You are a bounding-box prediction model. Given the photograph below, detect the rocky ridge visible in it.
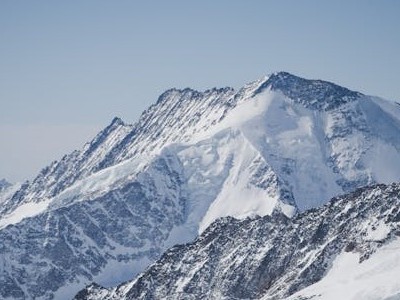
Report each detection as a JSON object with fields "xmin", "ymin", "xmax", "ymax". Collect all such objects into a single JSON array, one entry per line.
[{"xmin": 76, "ymin": 182, "xmax": 400, "ymax": 300}]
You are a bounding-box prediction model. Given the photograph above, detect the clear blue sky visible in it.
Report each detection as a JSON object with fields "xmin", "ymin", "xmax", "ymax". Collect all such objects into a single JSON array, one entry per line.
[{"xmin": 1, "ymin": 0, "xmax": 400, "ymax": 182}]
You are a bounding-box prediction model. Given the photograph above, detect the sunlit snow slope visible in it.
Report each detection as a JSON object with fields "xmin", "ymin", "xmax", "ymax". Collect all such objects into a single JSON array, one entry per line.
[
  {"xmin": 1, "ymin": 72, "xmax": 400, "ymax": 299},
  {"xmin": 288, "ymin": 238, "xmax": 400, "ymax": 300}
]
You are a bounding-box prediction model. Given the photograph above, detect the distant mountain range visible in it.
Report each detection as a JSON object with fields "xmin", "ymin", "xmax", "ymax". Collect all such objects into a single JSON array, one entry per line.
[{"xmin": 1, "ymin": 72, "xmax": 400, "ymax": 299}]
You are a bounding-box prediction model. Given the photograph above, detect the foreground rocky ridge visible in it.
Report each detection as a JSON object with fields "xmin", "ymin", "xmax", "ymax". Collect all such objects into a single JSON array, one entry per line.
[{"xmin": 76, "ymin": 182, "xmax": 400, "ymax": 300}]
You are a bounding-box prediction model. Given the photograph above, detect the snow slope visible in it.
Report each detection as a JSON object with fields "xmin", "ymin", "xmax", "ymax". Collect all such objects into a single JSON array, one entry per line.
[{"xmin": 288, "ymin": 238, "xmax": 400, "ymax": 300}]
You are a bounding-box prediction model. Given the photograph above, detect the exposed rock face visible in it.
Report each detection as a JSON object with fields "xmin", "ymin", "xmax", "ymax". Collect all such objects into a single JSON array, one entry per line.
[{"xmin": 257, "ymin": 72, "xmax": 361, "ymax": 110}]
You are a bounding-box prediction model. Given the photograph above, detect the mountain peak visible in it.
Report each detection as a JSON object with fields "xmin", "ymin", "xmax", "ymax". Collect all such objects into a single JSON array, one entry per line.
[
  {"xmin": 110, "ymin": 116, "xmax": 125, "ymax": 127},
  {"xmin": 255, "ymin": 71, "xmax": 362, "ymax": 110}
]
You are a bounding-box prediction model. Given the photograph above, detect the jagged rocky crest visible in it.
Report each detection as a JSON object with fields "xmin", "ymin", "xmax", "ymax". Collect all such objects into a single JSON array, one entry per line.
[
  {"xmin": 256, "ymin": 72, "xmax": 361, "ymax": 110},
  {"xmin": 75, "ymin": 183, "xmax": 400, "ymax": 300},
  {"xmin": 1, "ymin": 72, "xmax": 400, "ymax": 299}
]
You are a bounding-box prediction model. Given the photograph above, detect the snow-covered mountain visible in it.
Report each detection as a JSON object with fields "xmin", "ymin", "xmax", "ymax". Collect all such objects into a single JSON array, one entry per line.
[
  {"xmin": 75, "ymin": 182, "xmax": 400, "ymax": 300},
  {"xmin": 1, "ymin": 72, "xmax": 400, "ymax": 299}
]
